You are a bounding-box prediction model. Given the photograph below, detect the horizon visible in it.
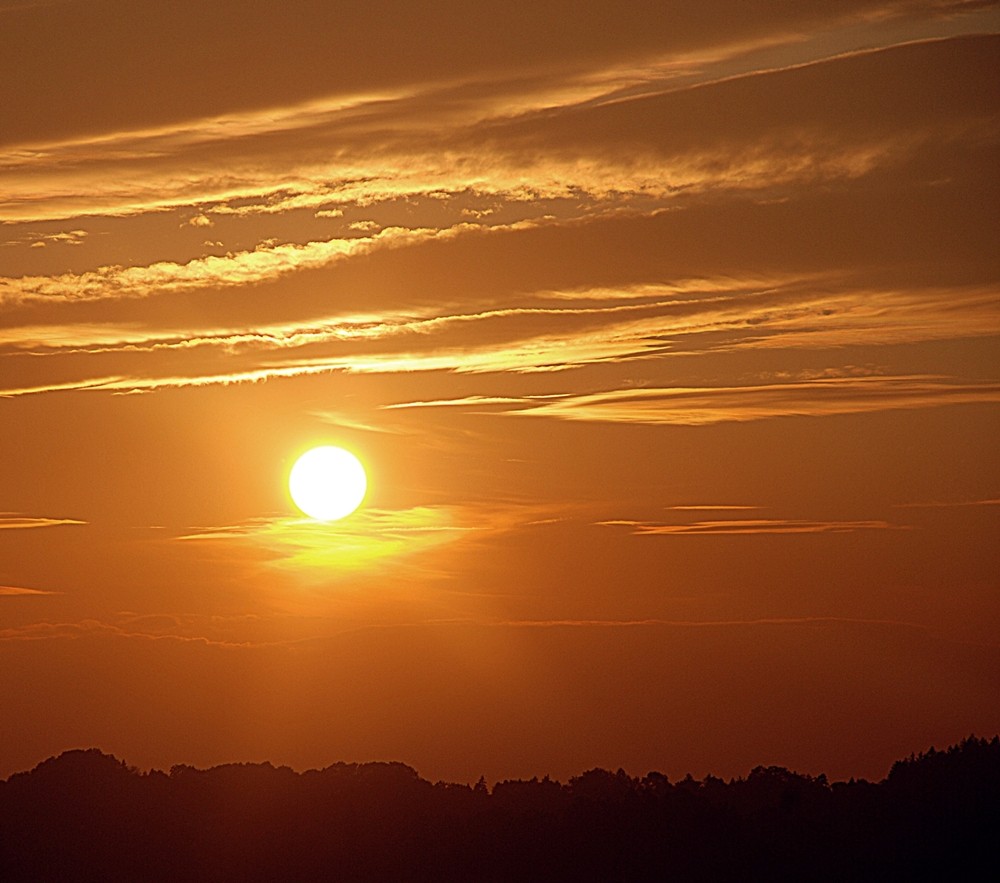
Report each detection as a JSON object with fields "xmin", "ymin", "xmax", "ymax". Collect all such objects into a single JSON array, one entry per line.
[
  {"xmin": 8, "ymin": 735, "xmax": 998, "ymax": 788},
  {"xmin": 2, "ymin": 1, "xmax": 998, "ymax": 789},
  {"xmin": 5, "ymin": 738, "xmax": 995, "ymax": 881}
]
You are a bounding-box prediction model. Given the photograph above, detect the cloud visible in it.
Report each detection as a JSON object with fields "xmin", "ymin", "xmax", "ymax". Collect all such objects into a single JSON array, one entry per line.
[
  {"xmin": 3, "ymin": 276, "xmax": 997, "ymax": 397},
  {"xmin": 490, "ymin": 615, "xmax": 931, "ymax": 630},
  {"xmin": 0, "ymin": 609, "xmax": 935, "ymax": 646},
  {"xmin": 2, "ymin": 32, "xmax": 995, "ymax": 225},
  {"xmin": 0, "ymin": 35, "xmax": 995, "ymax": 408},
  {"xmin": 3, "ymin": 0, "xmax": 967, "ymax": 145},
  {"xmin": 2, "ymin": 252, "xmax": 997, "ymax": 397},
  {"xmin": 174, "ymin": 505, "xmax": 531, "ymax": 581},
  {"xmin": 0, "ymin": 514, "xmax": 86, "ymax": 529},
  {"xmin": 0, "ymin": 617, "xmax": 280, "ymax": 648},
  {"xmin": 0, "ymin": 226, "xmax": 442, "ymax": 305},
  {"xmin": 506, "ymin": 376, "xmax": 1000, "ymax": 425},
  {"xmin": 0, "ymin": 309, "xmax": 449, "ymax": 354},
  {"xmin": 895, "ymin": 497, "xmax": 1000, "ymax": 508},
  {"xmin": 3, "ymin": 271, "xmax": 758, "ymax": 354},
  {"xmin": 5, "ymin": 271, "xmax": 998, "ymax": 360},
  {"xmin": 0, "ymin": 609, "xmax": 383, "ymax": 646},
  {"xmin": 167, "ymin": 502, "xmax": 568, "ymax": 602},
  {"xmin": 0, "ymin": 229, "xmax": 87, "ymax": 248},
  {"xmin": 665, "ymin": 505, "xmax": 761, "ymax": 511},
  {"xmin": 310, "ymin": 410, "xmax": 405, "ymax": 434},
  {"xmin": 0, "ymin": 620, "xmax": 129, "ymax": 642},
  {"xmin": 384, "ymin": 395, "xmax": 547, "ymax": 412},
  {"xmin": 599, "ymin": 518, "xmax": 908, "ymax": 535},
  {"xmin": 0, "ymin": 585, "xmax": 60, "ymax": 596}
]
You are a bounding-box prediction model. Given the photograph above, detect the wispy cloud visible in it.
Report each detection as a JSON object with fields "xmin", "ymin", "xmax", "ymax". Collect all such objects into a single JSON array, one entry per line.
[
  {"xmin": 665, "ymin": 505, "xmax": 762, "ymax": 511},
  {"xmin": 384, "ymin": 395, "xmax": 547, "ymax": 412},
  {"xmin": 895, "ymin": 497, "xmax": 1000, "ymax": 508},
  {"xmin": 2, "ymin": 274, "xmax": 722, "ymax": 356},
  {"xmin": 3, "ymin": 31, "xmax": 994, "ymax": 226},
  {"xmin": 0, "ymin": 585, "xmax": 60, "ymax": 596},
  {"xmin": 599, "ymin": 518, "xmax": 908, "ymax": 535},
  {"xmin": 0, "ymin": 226, "xmax": 441, "ymax": 305},
  {"xmin": 0, "ymin": 310, "xmax": 446, "ymax": 354},
  {"xmin": 3, "ymin": 269, "xmax": 998, "ymax": 397},
  {"xmin": 310, "ymin": 410, "xmax": 405, "ymax": 434},
  {"xmin": 0, "ymin": 611, "xmax": 936, "ymax": 645},
  {"xmin": 490, "ymin": 615, "xmax": 931, "ymax": 630},
  {"xmin": 0, "ymin": 609, "xmax": 370, "ymax": 646},
  {"xmin": 174, "ymin": 505, "xmax": 535, "ymax": 581},
  {"xmin": 5, "ymin": 272, "xmax": 997, "ymax": 353},
  {"xmin": 0, "ymin": 129, "xmax": 899, "ymax": 226},
  {"xmin": 507, "ymin": 376, "xmax": 1000, "ymax": 425},
  {"xmin": 0, "ymin": 228, "xmax": 87, "ymax": 248},
  {"xmin": 0, "ymin": 618, "xmax": 283, "ymax": 648},
  {"xmin": 0, "ymin": 514, "xmax": 86, "ymax": 529}
]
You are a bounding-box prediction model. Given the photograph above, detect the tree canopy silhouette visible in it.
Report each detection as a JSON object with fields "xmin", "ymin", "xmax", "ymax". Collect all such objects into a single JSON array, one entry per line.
[{"xmin": 0, "ymin": 737, "xmax": 996, "ymax": 881}]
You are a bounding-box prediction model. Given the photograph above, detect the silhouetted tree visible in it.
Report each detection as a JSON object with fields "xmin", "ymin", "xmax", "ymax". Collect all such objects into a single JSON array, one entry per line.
[{"xmin": 1, "ymin": 737, "xmax": 997, "ymax": 881}]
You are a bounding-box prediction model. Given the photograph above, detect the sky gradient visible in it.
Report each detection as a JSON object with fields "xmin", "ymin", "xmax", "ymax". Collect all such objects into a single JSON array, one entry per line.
[{"xmin": 2, "ymin": 0, "xmax": 998, "ymax": 784}]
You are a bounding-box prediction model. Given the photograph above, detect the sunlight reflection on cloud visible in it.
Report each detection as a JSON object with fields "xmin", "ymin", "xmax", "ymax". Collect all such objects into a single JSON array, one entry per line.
[{"xmin": 177, "ymin": 506, "xmax": 482, "ymax": 580}]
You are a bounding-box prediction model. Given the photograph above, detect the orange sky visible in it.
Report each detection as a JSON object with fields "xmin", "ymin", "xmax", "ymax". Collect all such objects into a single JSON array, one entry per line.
[{"xmin": 1, "ymin": 0, "xmax": 998, "ymax": 785}]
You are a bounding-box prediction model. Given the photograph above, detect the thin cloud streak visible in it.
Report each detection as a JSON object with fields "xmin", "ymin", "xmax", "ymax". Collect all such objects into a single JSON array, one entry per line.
[
  {"xmin": 3, "ymin": 32, "xmax": 994, "ymax": 223},
  {"xmin": 0, "ymin": 611, "xmax": 936, "ymax": 646},
  {"xmin": 0, "ymin": 585, "xmax": 60, "ymax": 596},
  {"xmin": 491, "ymin": 615, "xmax": 931, "ymax": 630},
  {"xmin": 310, "ymin": 410, "xmax": 405, "ymax": 434},
  {"xmin": 0, "ymin": 317, "xmax": 997, "ymax": 398},
  {"xmin": 895, "ymin": 498, "xmax": 1000, "ymax": 508},
  {"xmin": 508, "ymin": 376, "xmax": 1000, "ymax": 425},
  {"xmin": 0, "ymin": 514, "xmax": 86, "ymax": 529},
  {"xmin": 0, "ymin": 125, "xmax": 903, "ymax": 226},
  {"xmin": 599, "ymin": 518, "xmax": 909, "ymax": 535},
  {"xmin": 0, "ymin": 274, "xmax": 815, "ymax": 357},
  {"xmin": 0, "ymin": 618, "xmax": 292, "ymax": 648},
  {"xmin": 0, "ymin": 226, "xmax": 444, "ymax": 305},
  {"xmin": 4, "ymin": 278, "xmax": 997, "ymax": 370},
  {"xmin": 174, "ymin": 504, "xmax": 541, "ymax": 581},
  {"xmin": 0, "ymin": 41, "xmax": 816, "ymax": 221},
  {"xmin": 666, "ymin": 505, "xmax": 762, "ymax": 511},
  {"xmin": 384, "ymin": 395, "xmax": 551, "ymax": 412},
  {"xmin": 3, "ymin": 282, "xmax": 997, "ymax": 396},
  {"xmin": 1, "ymin": 277, "xmax": 759, "ymax": 353}
]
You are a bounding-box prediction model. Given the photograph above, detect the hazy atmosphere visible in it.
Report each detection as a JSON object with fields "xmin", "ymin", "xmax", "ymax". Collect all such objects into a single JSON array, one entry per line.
[{"xmin": 2, "ymin": 0, "xmax": 998, "ymax": 786}]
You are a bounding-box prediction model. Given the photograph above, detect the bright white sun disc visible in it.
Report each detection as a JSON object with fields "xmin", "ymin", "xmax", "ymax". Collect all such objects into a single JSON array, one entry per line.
[{"xmin": 288, "ymin": 446, "xmax": 367, "ymax": 521}]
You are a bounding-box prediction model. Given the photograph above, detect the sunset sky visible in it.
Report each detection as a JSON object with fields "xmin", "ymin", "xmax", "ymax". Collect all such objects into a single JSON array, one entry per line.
[{"xmin": 2, "ymin": 0, "xmax": 998, "ymax": 785}]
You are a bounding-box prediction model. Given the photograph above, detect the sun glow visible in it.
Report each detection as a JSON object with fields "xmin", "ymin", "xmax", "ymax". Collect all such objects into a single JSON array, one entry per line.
[{"xmin": 288, "ymin": 446, "xmax": 367, "ymax": 521}]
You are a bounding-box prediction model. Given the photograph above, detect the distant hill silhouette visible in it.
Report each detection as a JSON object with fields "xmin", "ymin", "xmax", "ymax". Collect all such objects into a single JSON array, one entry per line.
[{"xmin": 1, "ymin": 737, "xmax": 997, "ymax": 881}]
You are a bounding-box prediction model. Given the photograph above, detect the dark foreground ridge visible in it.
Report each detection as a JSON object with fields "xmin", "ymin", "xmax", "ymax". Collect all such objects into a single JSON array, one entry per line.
[{"xmin": 1, "ymin": 737, "xmax": 997, "ymax": 882}]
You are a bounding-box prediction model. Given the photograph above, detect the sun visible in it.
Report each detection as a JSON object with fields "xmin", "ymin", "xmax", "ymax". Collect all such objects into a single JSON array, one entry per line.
[{"xmin": 288, "ymin": 446, "xmax": 367, "ymax": 521}]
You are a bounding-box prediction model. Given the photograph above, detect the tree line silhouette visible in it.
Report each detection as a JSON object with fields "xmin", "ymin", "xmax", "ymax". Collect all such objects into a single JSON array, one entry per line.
[{"xmin": 0, "ymin": 736, "xmax": 996, "ymax": 881}]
